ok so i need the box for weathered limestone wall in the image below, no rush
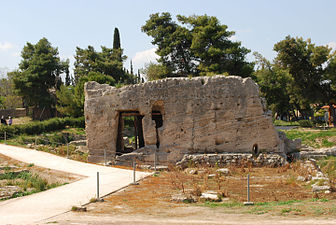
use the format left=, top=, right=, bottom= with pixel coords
left=84, top=75, right=282, bottom=164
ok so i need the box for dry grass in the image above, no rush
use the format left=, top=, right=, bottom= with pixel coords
left=83, top=162, right=336, bottom=219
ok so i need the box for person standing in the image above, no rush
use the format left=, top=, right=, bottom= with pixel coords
left=8, top=116, right=12, bottom=126
left=1, top=116, right=7, bottom=125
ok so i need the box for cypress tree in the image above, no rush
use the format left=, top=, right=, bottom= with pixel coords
left=113, top=28, right=121, bottom=49
left=130, top=60, right=134, bottom=75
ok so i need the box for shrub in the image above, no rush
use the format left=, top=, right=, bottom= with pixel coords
left=298, top=120, right=314, bottom=128
left=0, top=117, right=85, bottom=137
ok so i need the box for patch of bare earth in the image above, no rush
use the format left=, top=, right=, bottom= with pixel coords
left=45, top=163, right=336, bottom=224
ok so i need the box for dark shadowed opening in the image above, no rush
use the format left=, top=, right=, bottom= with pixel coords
left=116, top=111, right=144, bottom=156
left=152, top=110, right=163, bottom=148
left=252, top=144, right=259, bottom=157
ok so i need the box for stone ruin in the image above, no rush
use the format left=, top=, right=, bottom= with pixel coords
left=84, top=75, right=299, bottom=166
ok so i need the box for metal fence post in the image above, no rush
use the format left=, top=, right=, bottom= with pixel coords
left=66, top=143, right=69, bottom=159
left=133, top=161, right=136, bottom=184
left=244, top=174, right=254, bottom=205
left=247, top=174, right=250, bottom=202
left=104, top=149, right=106, bottom=166
left=154, top=150, right=157, bottom=172
left=97, top=172, right=100, bottom=200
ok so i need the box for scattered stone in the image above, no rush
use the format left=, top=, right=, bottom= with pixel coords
left=184, top=168, right=198, bottom=175
left=105, top=161, right=113, bottom=166
left=312, top=185, right=330, bottom=192
left=297, top=176, right=306, bottom=182
left=216, top=168, right=230, bottom=175
left=200, top=191, right=221, bottom=202
left=312, top=176, right=329, bottom=181
left=244, top=202, right=254, bottom=206
left=208, top=174, right=216, bottom=178
left=171, top=193, right=195, bottom=203
left=316, top=172, right=324, bottom=178
left=325, top=190, right=331, bottom=194
left=139, top=165, right=152, bottom=170
left=0, top=186, right=20, bottom=199
left=154, top=165, right=168, bottom=171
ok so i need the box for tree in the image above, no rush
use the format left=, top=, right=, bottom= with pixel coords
left=74, top=45, right=132, bottom=84
left=141, top=62, right=169, bottom=81
left=113, top=27, right=121, bottom=50
left=253, top=52, right=294, bottom=118
left=130, top=60, right=134, bottom=75
left=9, top=38, right=68, bottom=119
left=0, top=76, right=23, bottom=109
left=64, top=59, right=71, bottom=86
left=272, top=36, right=336, bottom=124
left=142, top=12, right=253, bottom=77
left=56, top=85, right=81, bottom=117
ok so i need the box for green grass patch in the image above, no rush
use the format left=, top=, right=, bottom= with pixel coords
left=318, top=156, right=336, bottom=180
left=282, top=128, right=336, bottom=148
left=202, top=201, right=243, bottom=208
left=273, top=120, right=300, bottom=126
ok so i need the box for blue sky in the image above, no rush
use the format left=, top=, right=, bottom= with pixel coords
left=0, top=0, right=335, bottom=77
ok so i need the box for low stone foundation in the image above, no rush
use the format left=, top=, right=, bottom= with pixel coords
left=176, top=153, right=287, bottom=169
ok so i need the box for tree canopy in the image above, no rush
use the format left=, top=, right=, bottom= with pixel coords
left=254, top=36, right=336, bottom=123
left=9, top=38, right=68, bottom=111
left=142, top=12, right=253, bottom=78
left=0, top=76, right=23, bottom=109
left=73, top=45, right=135, bottom=85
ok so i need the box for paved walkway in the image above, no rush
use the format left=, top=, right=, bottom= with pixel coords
left=0, top=144, right=151, bottom=225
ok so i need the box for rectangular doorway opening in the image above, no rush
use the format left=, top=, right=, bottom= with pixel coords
left=116, top=111, right=144, bottom=156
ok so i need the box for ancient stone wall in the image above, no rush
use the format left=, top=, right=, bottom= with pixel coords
left=84, top=75, right=283, bottom=164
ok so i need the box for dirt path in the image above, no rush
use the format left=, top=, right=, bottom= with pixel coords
left=0, top=144, right=151, bottom=224
left=42, top=207, right=336, bottom=225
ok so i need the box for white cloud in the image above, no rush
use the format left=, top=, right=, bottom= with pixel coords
left=132, top=48, right=159, bottom=71
left=0, top=42, right=14, bottom=51
left=327, top=42, right=336, bottom=51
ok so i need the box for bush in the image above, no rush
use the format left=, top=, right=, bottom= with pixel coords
left=298, top=120, right=314, bottom=128
left=0, top=117, right=85, bottom=137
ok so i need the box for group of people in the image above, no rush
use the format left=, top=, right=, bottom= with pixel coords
left=1, top=116, right=12, bottom=126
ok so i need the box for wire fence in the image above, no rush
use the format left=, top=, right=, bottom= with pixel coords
left=0, top=128, right=163, bottom=172
left=0, top=129, right=76, bottom=160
